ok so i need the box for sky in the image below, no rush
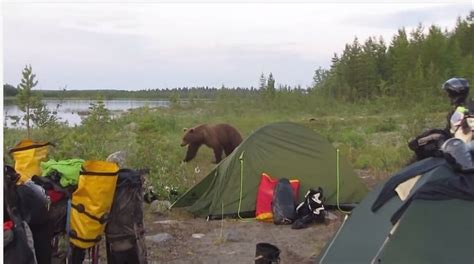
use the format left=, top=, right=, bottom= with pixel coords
left=1, top=0, right=472, bottom=90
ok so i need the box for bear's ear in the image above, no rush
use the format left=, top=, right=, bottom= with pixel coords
left=183, top=128, right=188, bottom=132
left=189, top=128, right=194, bottom=133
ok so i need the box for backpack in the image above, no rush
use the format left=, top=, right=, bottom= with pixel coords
left=272, top=178, right=296, bottom=225
left=408, top=129, right=451, bottom=161
left=292, top=188, right=326, bottom=229
left=4, top=165, right=38, bottom=264
left=69, top=160, right=119, bottom=250
left=105, top=168, right=148, bottom=264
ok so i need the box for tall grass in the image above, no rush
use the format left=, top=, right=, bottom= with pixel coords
left=3, top=93, right=450, bottom=199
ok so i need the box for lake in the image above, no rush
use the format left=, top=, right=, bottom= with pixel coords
left=3, top=99, right=170, bottom=127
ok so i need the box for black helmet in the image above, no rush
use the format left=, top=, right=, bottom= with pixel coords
left=443, top=77, right=470, bottom=105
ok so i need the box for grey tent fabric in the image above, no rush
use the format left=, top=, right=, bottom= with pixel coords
left=375, top=199, right=474, bottom=264
left=317, top=162, right=474, bottom=264
left=317, top=183, right=402, bottom=263
left=371, top=157, right=447, bottom=212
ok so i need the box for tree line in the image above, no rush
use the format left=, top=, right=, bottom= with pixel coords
left=3, top=11, right=472, bottom=104
left=312, top=12, right=473, bottom=102
left=3, top=79, right=303, bottom=101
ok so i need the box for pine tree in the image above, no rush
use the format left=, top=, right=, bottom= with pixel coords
left=313, top=12, right=473, bottom=103
left=266, top=72, right=276, bottom=99
left=312, top=67, right=329, bottom=89
left=387, top=28, right=411, bottom=97
left=421, top=25, right=448, bottom=79
left=259, top=73, right=266, bottom=90
left=445, top=39, right=463, bottom=76
left=408, top=57, right=426, bottom=97
left=452, top=13, right=474, bottom=57
left=375, top=37, right=389, bottom=82
left=360, top=37, right=381, bottom=99
left=16, top=65, right=42, bottom=138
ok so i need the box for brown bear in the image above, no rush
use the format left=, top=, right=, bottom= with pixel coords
left=181, top=123, right=243, bottom=163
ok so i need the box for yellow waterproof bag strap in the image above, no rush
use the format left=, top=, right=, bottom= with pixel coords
left=9, top=139, right=51, bottom=184
left=69, top=160, right=119, bottom=249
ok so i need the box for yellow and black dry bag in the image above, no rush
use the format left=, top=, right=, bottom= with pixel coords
left=9, top=139, right=51, bottom=184
left=69, top=160, right=119, bottom=249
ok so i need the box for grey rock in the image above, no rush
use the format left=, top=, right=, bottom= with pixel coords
left=223, top=229, right=240, bottom=242
left=145, top=233, right=173, bottom=243
left=150, top=200, right=172, bottom=214
left=106, top=151, right=127, bottom=168
left=192, top=233, right=205, bottom=239
left=154, top=220, right=179, bottom=225
left=125, top=122, right=138, bottom=131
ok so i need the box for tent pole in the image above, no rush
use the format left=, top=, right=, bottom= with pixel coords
left=318, top=214, right=349, bottom=263
left=336, top=149, right=351, bottom=214
left=237, top=151, right=255, bottom=221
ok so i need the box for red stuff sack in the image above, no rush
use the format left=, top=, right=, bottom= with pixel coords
left=255, top=173, right=299, bottom=222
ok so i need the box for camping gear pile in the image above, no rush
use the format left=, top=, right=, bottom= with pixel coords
left=255, top=173, right=326, bottom=228
left=3, top=139, right=148, bottom=264
left=408, top=98, right=474, bottom=162
left=255, top=173, right=300, bottom=222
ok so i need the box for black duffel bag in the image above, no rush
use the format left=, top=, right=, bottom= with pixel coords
left=272, top=178, right=296, bottom=225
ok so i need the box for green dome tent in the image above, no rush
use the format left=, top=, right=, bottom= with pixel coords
left=317, top=158, right=474, bottom=264
left=171, top=122, right=368, bottom=219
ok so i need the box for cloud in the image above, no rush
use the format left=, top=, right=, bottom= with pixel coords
left=2, top=2, right=472, bottom=90
left=345, top=3, right=472, bottom=29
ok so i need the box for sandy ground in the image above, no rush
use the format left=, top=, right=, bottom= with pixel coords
left=142, top=208, right=344, bottom=264
left=140, top=169, right=382, bottom=264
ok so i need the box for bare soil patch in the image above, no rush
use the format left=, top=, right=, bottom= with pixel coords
left=141, top=170, right=383, bottom=263
left=144, top=209, right=343, bottom=264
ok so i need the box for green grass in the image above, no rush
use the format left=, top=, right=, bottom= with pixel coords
left=3, top=95, right=449, bottom=200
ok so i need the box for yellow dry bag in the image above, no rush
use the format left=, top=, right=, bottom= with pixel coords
left=9, top=139, right=51, bottom=184
left=69, top=160, right=119, bottom=249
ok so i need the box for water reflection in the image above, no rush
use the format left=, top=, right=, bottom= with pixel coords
left=3, top=99, right=169, bottom=127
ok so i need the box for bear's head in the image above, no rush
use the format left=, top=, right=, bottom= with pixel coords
left=181, top=127, right=204, bottom=147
